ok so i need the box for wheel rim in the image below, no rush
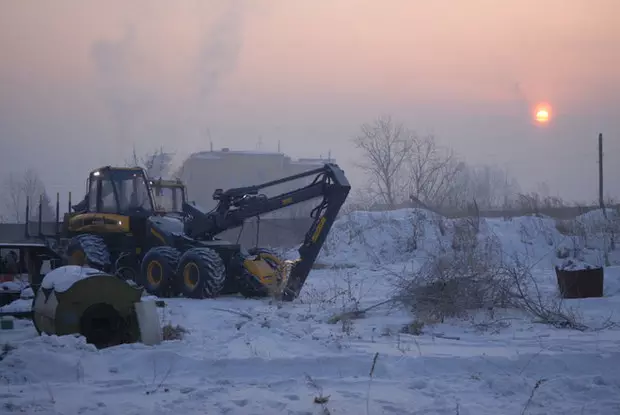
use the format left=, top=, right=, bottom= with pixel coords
left=146, top=260, right=163, bottom=286
left=183, top=262, right=199, bottom=290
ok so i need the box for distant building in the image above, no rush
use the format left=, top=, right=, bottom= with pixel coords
left=177, top=148, right=336, bottom=218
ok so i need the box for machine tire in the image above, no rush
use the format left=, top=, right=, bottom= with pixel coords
left=139, top=246, right=181, bottom=297
left=235, top=248, right=284, bottom=299
left=66, top=234, right=110, bottom=270
left=176, top=247, right=226, bottom=299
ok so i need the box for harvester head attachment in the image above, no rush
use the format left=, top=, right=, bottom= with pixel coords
left=242, top=255, right=302, bottom=299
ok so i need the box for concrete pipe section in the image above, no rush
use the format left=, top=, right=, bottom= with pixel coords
left=32, top=266, right=145, bottom=349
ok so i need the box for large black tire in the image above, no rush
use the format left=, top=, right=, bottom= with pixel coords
left=66, top=234, right=110, bottom=270
left=176, top=247, right=226, bottom=299
left=139, top=246, right=181, bottom=298
left=235, top=248, right=283, bottom=298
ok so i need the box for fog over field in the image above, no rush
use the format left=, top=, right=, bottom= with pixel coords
left=0, top=0, right=619, bottom=218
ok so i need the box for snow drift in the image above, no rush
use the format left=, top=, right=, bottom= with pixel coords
left=320, top=208, right=620, bottom=271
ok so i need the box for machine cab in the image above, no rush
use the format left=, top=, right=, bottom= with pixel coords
left=85, top=166, right=155, bottom=216
left=150, top=178, right=187, bottom=214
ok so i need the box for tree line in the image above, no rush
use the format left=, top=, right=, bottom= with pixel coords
left=1, top=116, right=599, bottom=223
left=347, top=115, right=574, bottom=215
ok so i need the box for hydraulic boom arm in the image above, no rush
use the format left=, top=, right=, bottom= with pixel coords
left=183, top=163, right=351, bottom=300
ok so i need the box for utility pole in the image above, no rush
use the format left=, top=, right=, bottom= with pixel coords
left=598, top=132, right=613, bottom=260
left=599, top=133, right=604, bottom=212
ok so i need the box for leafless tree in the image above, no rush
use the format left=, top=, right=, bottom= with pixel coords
left=352, top=115, right=416, bottom=208
left=2, top=168, right=54, bottom=222
left=447, top=164, right=522, bottom=211
left=351, top=115, right=525, bottom=215
left=126, top=145, right=172, bottom=179
left=407, top=134, right=465, bottom=208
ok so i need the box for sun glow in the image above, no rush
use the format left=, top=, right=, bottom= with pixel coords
left=534, top=103, right=551, bottom=124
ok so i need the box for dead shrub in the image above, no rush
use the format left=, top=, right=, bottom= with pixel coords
left=396, top=231, right=511, bottom=323
left=162, top=323, right=187, bottom=341
left=394, top=227, right=596, bottom=331
left=501, top=255, right=589, bottom=330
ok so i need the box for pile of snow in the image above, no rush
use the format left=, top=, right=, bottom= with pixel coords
left=320, top=208, right=620, bottom=270
left=320, top=208, right=446, bottom=265
left=1, top=276, right=34, bottom=314
left=0, top=298, right=32, bottom=313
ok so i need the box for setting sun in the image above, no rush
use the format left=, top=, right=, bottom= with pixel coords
left=536, top=109, right=549, bottom=122
left=534, top=104, right=551, bottom=124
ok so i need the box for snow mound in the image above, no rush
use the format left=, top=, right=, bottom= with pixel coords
left=41, top=265, right=106, bottom=292
left=320, top=208, right=620, bottom=271
left=321, top=208, right=447, bottom=265
left=575, top=207, right=619, bottom=225
left=0, top=298, right=31, bottom=313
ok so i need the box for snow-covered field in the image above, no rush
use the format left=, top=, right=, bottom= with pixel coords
left=2, top=208, right=620, bottom=414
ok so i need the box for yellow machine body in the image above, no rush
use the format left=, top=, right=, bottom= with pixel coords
left=67, top=213, right=131, bottom=234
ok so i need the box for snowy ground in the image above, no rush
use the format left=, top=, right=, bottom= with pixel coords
left=2, top=209, right=620, bottom=414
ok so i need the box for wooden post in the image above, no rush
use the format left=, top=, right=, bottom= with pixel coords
left=56, top=192, right=60, bottom=242
left=599, top=133, right=605, bottom=214
left=25, top=196, right=30, bottom=238
left=38, top=194, right=43, bottom=236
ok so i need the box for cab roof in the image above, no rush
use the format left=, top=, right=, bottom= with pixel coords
left=150, top=178, right=185, bottom=188
left=88, top=166, right=146, bottom=176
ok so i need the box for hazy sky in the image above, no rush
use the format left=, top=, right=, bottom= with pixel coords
left=1, top=0, right=618, bottom=203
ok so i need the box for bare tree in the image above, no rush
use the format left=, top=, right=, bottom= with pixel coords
left=448, top=164, right=521, bottom=211
left=2, top=168, right=54, bottom=222
left=351, top=115, right=525, bottom=214
left=126, top=145, right=172, bottom=179
left=407, top=134, right=465, bottom=208
left=352, top=115, right=415, bottom=208
left=428, top=163, right=521, bottom=213
left=4, top=173, right=25, bottom=222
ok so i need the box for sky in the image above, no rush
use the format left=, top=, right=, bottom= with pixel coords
left=0, top=0, right=618, bottom=205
